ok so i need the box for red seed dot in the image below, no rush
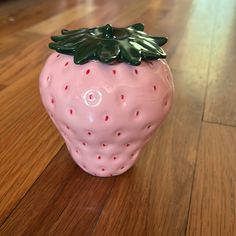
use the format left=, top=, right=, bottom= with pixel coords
left=147, top=125, right=151, bottom=129
left=56, top=54, right=60, bottom=58
left=121, top=95, right=124, bottom=100
left=102, top=168, right=105, bottom=171
left=89, top=94, right=93, bottom=100
left=69, top=109, right=73, bottom=115
left=86, top=69, right=90, bottom=75
left=97, top=156, right=101, bottom=159
left=66, top=125, right=70, bottom=129
left=83, top=142, right=86, bottom=146
left=65, top=85, right=68, bottom=90
left=113, top=69, right=116, bottom=75
left=153, top=85, right=157, bottom=91
left=65, top=62, right=69, bottom=66
left=117, top=132, right=121, bottom=136
left=121, top=166, right=124, bottom=169
left=88, top=132, right=91, bottom=135
left=134, top=69, right=138, bottom=74
left=105, top=115, right=109, bottom=121
left=51, top=98, right=54, bottom=104
left=136, top=111, right=139, bottom=116
left=102, top=143, right=106, bottom=147
left=113, top=156, right=117, bottom=160
left=131, top=153, right=135, bottom=157
left=164, top=97, right=168, bottom=106
left=126, top=143, right=130, bottom=147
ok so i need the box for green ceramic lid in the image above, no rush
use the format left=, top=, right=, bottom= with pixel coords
left=49, top=23, right=168, bottom=66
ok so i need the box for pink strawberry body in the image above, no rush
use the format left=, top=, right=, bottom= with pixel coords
left=39, top=52, right=174, bottom=177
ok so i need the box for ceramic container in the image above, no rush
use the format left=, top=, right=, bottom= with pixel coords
left=39, top=23, right=174, bottom=177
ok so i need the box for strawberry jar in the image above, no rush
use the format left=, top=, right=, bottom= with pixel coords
left=39, top=23, right=174, bottom=177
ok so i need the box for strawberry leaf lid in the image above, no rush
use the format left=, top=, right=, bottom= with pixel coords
left=49, top=23, right=168, bottom=66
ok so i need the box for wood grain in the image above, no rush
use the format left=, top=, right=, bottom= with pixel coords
left=0, top=36, right=49, bottom=86
left=0, top=0, right=80, bottom=35
left=92, top=70, right=206, bottom=236
left=204, top=0, right=236, bottom=126
left=25, top=4, right=95, bottom=35
left=65, top=0, right=152, bottom=31
left=187, top=122, right=236, bottom=235
left=0, top=32, right=42, bottom=60
left=0, top=73, right=63, bottom=225
left=0, top=146, right=115, bottom=236
left=168, top=0, right=218, bottom=74
left=0, top=85, right=6, bottom=91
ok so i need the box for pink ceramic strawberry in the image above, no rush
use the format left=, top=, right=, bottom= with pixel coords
left=39, top=23, right=174, bottom=177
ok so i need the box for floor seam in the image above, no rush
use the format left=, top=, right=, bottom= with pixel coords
left=202, top=120, right=236, bottom=129
left=184, top=1, right=220, bottom=233
left=184, top=120, right=203, bottom=236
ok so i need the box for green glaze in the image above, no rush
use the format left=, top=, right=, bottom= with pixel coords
left=49, top=23, right=168, bottom=66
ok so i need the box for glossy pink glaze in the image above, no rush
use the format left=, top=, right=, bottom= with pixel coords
left=39, top=52, right=174, bottom=177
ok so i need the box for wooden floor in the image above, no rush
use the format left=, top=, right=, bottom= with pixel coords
left=0, top=0, right=236, bottom=235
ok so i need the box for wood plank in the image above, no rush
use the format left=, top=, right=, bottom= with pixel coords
left=168, top=0, right=218, bottom=74
left=0, top=146, right=115, bottom=235
left=25, top=4, right=95, bottom=35
left=186, top=122, right=236, bottom=235
left=0, top=71, right=63, bottom=225
left=91, top=69, right=206, bottom=236
left=0, top=0, right=80, bottom=35
left=26, top=0, right=157, bottom=36
left=204, top=0, right=236, bottom=126
left=0, top=36, right=49, bottom=86
left=0, top=32, right=43, bottom=60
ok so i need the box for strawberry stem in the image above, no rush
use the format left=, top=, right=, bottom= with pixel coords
left=49, top=23, right=168, bottom=65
